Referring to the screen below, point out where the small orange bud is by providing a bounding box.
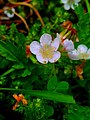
[12,94,28,110]
[60,21,78,42]
[22,99,28,105]
[62,21,72,29]
[18,94,24,100]
[76,65,84,80]
[13,94,21,102]
[75,61,85,80]
[12,102,19,110]
[26,45,31,57]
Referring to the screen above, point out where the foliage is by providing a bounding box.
[20,98,54,120]
[0,0,90,120]
[75,5,90,47]
[64,104,90,120]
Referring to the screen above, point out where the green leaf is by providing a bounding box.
[0,57,10,68]
[21,69,31,77]
[27,90,75,103]
[47,76,57,90]
[0,114,5,120]
[0,40,20,62]
[65,104,90,120]
[1,68,15,77]
[75,5,90,47]
[75,5,84,19]
[0,88,75,103]
[12,64,24,69]
[56,81,69,93]
[45,105,54,117]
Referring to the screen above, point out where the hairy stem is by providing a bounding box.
[8,0,45,26]
[14,11,30,31]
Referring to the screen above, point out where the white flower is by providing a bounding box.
[4,7,15,18]
[68,44,90,60]
[30,33,61,64]
[62,39,74,52]
[61,0,81,10]
[68,49,79,60]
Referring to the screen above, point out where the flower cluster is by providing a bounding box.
[68,45,90,60]
[29,33,90,64]
[62,39,90,60]
[61,0,81,10]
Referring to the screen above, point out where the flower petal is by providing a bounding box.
[64,3,70,10]
[51,33,61,51]
[30,41,41,55]
[61,0,68,3]
[68,49,79,60]
[36,53,48,64]
[40,33,52,46]
[49,51,61,63]
[63,39,74,52]
[71,4,74,9]
[77,44,88,53]
[11,8,15,12]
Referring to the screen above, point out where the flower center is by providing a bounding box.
[39,44,54,59]
[78,53,89,59]
[68,0,74,4]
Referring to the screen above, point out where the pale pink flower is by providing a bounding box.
[4,7,15,18]
[30,33,61,64]
[62,39,74,52]
[68,44,90,60]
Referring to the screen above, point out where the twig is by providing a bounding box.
[8,0,45,27]
[13,11,30,31]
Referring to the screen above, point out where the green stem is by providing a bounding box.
[1,68,15,77]
[53,64,56,76]
[85,0,90,13]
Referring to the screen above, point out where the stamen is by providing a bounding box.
[39,44,54,59]
[78,53,89,59]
